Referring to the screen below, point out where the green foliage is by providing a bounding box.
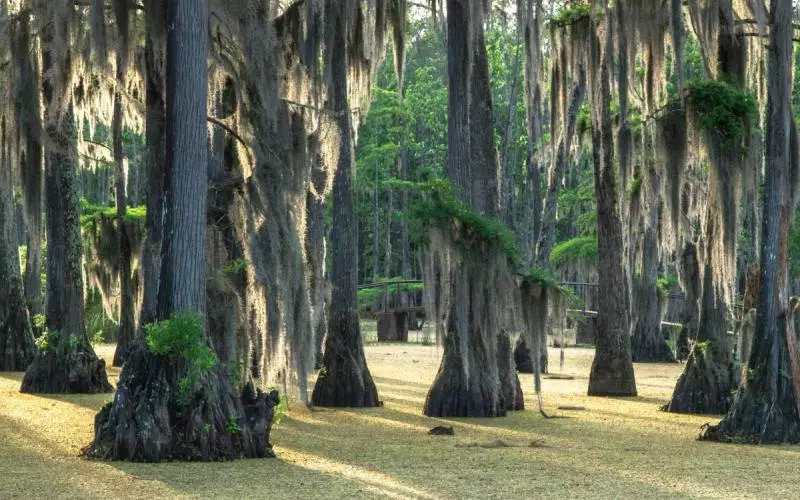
[550,236,599,266]
[145,312,218,406]
[524,266,561,289]
[413,179,520,263]
[686,79,757,148]
[222,259,248,278]
[80,198,147,231]
[269,388,289,426]
[225,416,241,434]
[695,340,712,355]
[358,277,424,312]
[550,3,595,27]
[34,329,79,354]
[31,314,46,330]
[576,103,591,135]
[656,275,679,297]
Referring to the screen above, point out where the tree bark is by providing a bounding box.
[112,6,135,366]
[702,0,800,443]
[423,0,522,417]
[22,8,112,393]
[312,1,380,408]
[586,12,637,397]
[16,14,44,320]
[88,0,277,461]
[0,115,36,372]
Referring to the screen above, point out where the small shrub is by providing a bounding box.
[226,416,241,434]
[656,275,679,297]
[145,312,218,406]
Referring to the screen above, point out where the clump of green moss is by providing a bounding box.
[686,79,756,148]
[550,236,598,266]
[80,198,147,231]
[550,3,595,28]
[656,275,679,297]
[391,179,520,264]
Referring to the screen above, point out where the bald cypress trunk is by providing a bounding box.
[0,116,35,372]
[312,1,380,408]
[703,0,800,443]
[423,0,521,417]
[668,6,743,414]
[88,0,278,461]
[21,9,112,393]
[586,10,636,397]
[112,5,135,366]
[16,14,44,320]
[138,0,166,331]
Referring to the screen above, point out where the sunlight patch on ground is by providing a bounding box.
[2,344,800,498]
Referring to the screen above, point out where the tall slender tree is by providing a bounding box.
[312,0,380,408]
[112,0,135,367]
[585,2,636,397]
[21,1,112,394]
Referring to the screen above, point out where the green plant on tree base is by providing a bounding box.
[34,327,80,354]
[268,386,289,426]
[145,311,218,407]
[225,416,241,434]
[656,275,679,297]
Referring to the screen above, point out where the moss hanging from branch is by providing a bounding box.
[686,79,757,149]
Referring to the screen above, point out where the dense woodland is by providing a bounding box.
[1,0,800,463]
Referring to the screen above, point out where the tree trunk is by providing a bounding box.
[112,9,135,366]
[138,0,166,331]
[537,67,585,266]
[312,1,380,408]
[0,115,36,372]
[631,162,673,363]
[88,0,277,461]
[16,14,44,319]
[586,12,636,397]
[372,165,381,280]
[307,148,328,370]
[423,0,521,417]
[22,9,112,393]
[703,0,800,443]
[669,7,743,413]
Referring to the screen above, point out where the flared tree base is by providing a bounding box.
[86,345,279,461]
[666,342,732,414]
[311,351,380,408]
[21,347,113,394]
[632,333,676,363]
[0,308,35,371]
[588,356,637,397]
[424,365,507,418]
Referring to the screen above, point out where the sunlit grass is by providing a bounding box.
[1,344,799,498]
